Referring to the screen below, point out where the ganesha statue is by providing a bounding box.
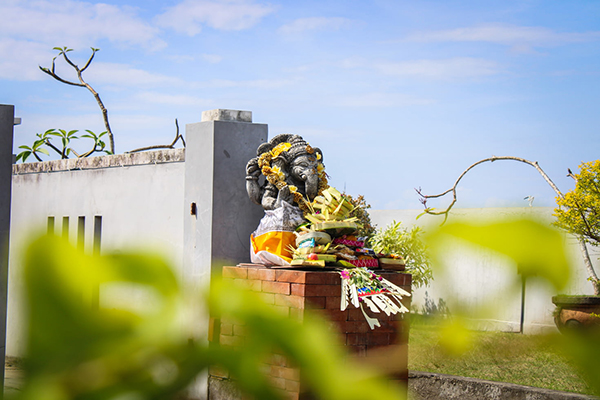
[246,134,328,265]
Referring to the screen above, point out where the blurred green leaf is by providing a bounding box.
[436,316,472,357]
[426,218,571,291]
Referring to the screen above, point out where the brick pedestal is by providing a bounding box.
[209,265,411,400]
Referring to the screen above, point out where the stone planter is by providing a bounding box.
[552,295,600,331]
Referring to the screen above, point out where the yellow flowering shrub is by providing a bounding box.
[554,160,600,246]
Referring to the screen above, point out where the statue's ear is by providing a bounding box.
[257,142,273,156]
[277,150,292,165]
[313,147,323,163]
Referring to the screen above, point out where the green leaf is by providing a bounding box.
[16,152,28,162]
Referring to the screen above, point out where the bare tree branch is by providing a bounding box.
[417,155,600,294]
[39,47,115,154]
[416,156,562,223]
[127,119,185,154]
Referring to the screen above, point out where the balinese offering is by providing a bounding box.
[340,268,410,329]
[245,133,410,328]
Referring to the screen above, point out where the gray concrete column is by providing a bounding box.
[0,105,15,399]
[182,109,267,399]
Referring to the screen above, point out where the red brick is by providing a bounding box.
[317,308,347,321]
[304,272,340,285]
[262,281,291,295]
[269,353,289,367]
[232,278,262,291]
[270,366,301,381]
[248,267,276,281]
[347,345,367,356]
[305,296,326,309]
[221,316,238,327]
[323,319,346,333]
[346,333,367,346]
[291,283,340,297]
[219,334,241,346]
[341,321,371,334]
[269,377,287,390]
[275,294,306,309]
[289,307,304,321]
[222,266,247,279]
[374,320,398,333]
[275,269,307,283]
[220,322,233,336]
[272,305,290,317]
[276,270,340,285]
[258,292,275,305]
[233,324,247,337]
[347,308,366,321]
[285,379,301,392]
[367,332,391,346]
[325,296,342,310]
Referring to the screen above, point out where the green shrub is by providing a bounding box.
[369,221,433,288]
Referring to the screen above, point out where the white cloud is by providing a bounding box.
[334,92,435,107]
[0,0,164,50]
[155,0,275,36]
[86,63,184,87]
[279,17,353,35]
[404,23,600,50]
[133,92,214,108]
[375,58,500,80]
[0,39,52,81]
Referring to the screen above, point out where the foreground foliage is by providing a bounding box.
[423,217,600,396]
[11,234,404,400]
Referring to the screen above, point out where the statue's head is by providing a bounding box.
[246,134,328,210]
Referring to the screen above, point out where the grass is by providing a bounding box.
[408,316,594,395]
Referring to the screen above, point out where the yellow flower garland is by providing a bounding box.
[258,141,328,213]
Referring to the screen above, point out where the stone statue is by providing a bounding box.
[246,134,326,211]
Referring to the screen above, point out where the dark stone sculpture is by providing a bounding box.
[246,134,326,211]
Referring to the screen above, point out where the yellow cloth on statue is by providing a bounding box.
[251,230,295,262]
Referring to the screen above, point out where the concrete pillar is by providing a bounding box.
[182,109,267,399]
[0,105,15,398]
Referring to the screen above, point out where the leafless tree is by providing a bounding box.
[39,47,115,154]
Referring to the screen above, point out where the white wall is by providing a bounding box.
[369,207,599,334]
[8,150,186,356]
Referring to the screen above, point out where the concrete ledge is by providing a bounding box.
[408,371,598,400]
[13,148,185,174]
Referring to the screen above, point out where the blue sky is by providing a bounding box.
[2,0,600,211]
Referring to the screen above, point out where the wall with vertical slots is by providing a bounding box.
[8,149,185,357]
